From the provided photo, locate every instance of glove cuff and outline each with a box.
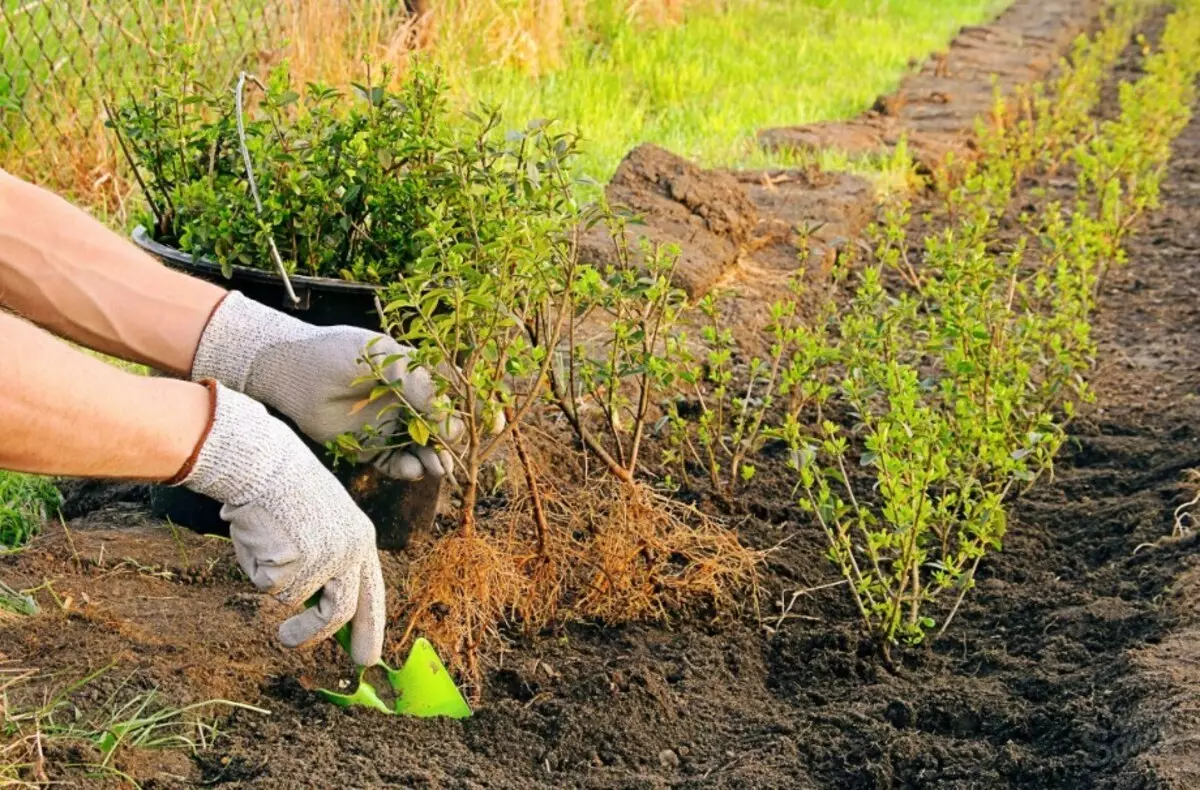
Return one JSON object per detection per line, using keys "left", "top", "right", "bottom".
{"left": 190, "top": 291, "right": 311, "bottom": 392}
{"left": 164, "top": 378, "right": 219, "bottom": 486}
{"left": 173, "top": 380, "right": 293, "bottom": 507}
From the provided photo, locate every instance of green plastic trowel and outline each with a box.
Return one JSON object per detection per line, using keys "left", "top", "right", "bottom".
{"left": 307, "top": 600, "right": 472, "bottom": 719}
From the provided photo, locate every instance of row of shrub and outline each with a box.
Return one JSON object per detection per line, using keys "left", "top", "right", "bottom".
{"left": 781, "top": 0, "right": 1200, "bottom": 652}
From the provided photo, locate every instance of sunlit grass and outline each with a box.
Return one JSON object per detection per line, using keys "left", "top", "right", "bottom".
{"left": 0, "top": 471, "right": 60, "bottom": 550}
{"left": 449, "top": 0, "right": 1011, "bottom": 182}
{"left": 0, "top": 663, "right": 267, "bottom": 785}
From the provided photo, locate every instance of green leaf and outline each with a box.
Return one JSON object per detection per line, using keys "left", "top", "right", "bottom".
{"left": 409, "top": 419, "right": 431, "bottom": 446}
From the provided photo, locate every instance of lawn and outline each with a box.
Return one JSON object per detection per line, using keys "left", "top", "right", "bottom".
{"left": 449, "top": 0, "right": 1012, "bottom": 181}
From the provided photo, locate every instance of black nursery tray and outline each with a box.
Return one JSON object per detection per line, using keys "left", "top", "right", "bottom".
{"left": 131, "top": 225, "right": 384, "bottom": 329}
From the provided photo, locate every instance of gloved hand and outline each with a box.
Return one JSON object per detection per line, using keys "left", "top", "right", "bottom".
{"left": 173, "top": 381, "right": 386, "bottom": 665}
{"left": 191, "top": 291, "right": 460, "bottom": 481}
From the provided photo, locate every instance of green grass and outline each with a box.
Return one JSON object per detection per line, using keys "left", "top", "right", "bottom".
{"left": 1, "top": 664, "right": 268, "bottom": 785}
{"left": 449, "top": 0, "right": 1012, "bottom": 183}
{"left": 0, "top": 471, "right": 60, "bottom": 549}
{"left": 4, "top": 0, "right": 1013, "bottom": 213}
{"left": 0, "top": 0, "right": 272, "bottom": 104}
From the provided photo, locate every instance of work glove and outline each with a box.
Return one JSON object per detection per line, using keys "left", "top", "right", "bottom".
{"left": 191, "top": 291, "right": 460, "bottom": 481}
{"left": 172, "top": 381, "right": 386, "bottom": 666}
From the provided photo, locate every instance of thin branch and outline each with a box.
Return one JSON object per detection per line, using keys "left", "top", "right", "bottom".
{"left": 233, "top": 71, "right": 300, "bottom": 306}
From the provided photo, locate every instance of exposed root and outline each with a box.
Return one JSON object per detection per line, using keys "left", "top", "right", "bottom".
{"left": 395, "top": 529, "right": 526, "bottom": 700}
{"left": 573, "top": 483, "right": 762, "bottom": 624}
{"left": 391, "top": 434, "right": 762, "bottom": 700}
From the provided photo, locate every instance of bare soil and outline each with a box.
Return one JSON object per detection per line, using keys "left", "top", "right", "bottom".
{"left": 5, "top": 2, "right": 1200, "bottom": 789}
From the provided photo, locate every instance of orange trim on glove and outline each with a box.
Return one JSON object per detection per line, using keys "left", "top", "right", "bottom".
{"left": 164, "top": 378, "right": 219, "bottom": 485}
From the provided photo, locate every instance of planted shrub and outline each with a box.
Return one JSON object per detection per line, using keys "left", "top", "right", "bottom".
{"left": 771, "top": 0, "right": 1200, "bottom": 655}
{"left": 359, "top": 117, "right": 759, "bottom": 689}
{"left": 660, "top": 273, "right": 842, "bottom": 501}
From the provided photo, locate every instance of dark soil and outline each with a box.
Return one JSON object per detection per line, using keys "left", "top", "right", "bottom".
{"left": 580, "top": 143, "right": 760, "bottom": 300}
{"left": 5, "top": 3, "right": 1200, "bottom": 789}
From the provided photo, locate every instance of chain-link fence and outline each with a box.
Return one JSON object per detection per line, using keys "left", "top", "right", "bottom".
{"left": 1, "top": 0, "right": 292, "bottom": 147}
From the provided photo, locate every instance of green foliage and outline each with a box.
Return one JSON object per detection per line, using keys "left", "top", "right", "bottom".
{"left": 96, "top": 0, "right": 1200, "bottom": 665}
{"left": 661, "top": 274, "right": 839, "bottom": 499}
{"left": 0, "top": 472, "right": 60, "bottom": 549}
{"left": 346, "top": 110, "right": 590, "bottom": 524}
{"left": 109, "top": 62, "right": 465, "bottom": 282}
{"left": 552, "top": 225, "right": 690, "bottom": 483}
{"left": 770, "top": 0, "right": 1200, "bottom": 654}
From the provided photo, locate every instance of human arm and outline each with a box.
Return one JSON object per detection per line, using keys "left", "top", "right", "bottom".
{"left": 0, "top": 310, "right": 385, "bottom": 664}
{"left": 0, "top": 308, "right": 209, "bottom": 478}
{"left": 0, "top": 168, "right": 224, "bottom": 377}
{"left": 0, "top": 169, "right": 455, "bottom": 479}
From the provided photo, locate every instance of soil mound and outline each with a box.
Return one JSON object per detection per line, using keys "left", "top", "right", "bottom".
{"left": 581, "top": 143, "right": 759, "bottom": 299}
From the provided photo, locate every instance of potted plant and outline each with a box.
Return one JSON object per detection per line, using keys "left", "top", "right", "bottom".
{"left": 108, "top": 64, "right": 462, "bottom": 549}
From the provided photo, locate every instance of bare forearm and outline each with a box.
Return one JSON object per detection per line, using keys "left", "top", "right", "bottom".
{"left": 0, "top": 170, "right": 225, "bottom": 376}
{"left": 0, "top": 310, "right": 210, "bottom": 479}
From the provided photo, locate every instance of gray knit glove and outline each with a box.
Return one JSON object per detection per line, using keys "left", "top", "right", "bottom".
{"left": 191, "top": 291, "right": 460, "bottom": 481}
{"left": 175, "top": 381, "right": 386, "bottom": 666}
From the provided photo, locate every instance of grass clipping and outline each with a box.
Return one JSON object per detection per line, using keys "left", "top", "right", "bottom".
{"left": 393, "top": 448, "right": 761, "bottom": 693}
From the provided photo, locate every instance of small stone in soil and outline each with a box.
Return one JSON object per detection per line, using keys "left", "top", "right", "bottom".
{"left": 659, "top": 748, "right": 681, "bottom": 769}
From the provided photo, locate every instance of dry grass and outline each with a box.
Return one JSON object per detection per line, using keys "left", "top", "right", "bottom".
{"left": 270, "top": 0, "right": 695, "bottom": 86}
{"left": 0, "top": 662, "right": 267, "bottom": 786}
{"left": 268, "top": 0, "right": 420, "bottom": 89}
{"left": 393, "top": 431, "right": 762, "bottom": 700}
{"left": 0, "top": 104, "right": 134, "bottom": 225}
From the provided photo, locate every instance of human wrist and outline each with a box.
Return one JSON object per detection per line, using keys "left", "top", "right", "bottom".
{"left": 162, "top": 378, "right": 219, "bottom": 485}
{"left": 172, "top": 381, "right": 304, "bottom": 506}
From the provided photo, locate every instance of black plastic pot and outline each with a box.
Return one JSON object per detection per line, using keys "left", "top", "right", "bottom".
{"left": 131, "top": 226, "right": 385, "bottom": 325}
{"left": 132, "top": 226, "right": 439, "bottom": 551}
